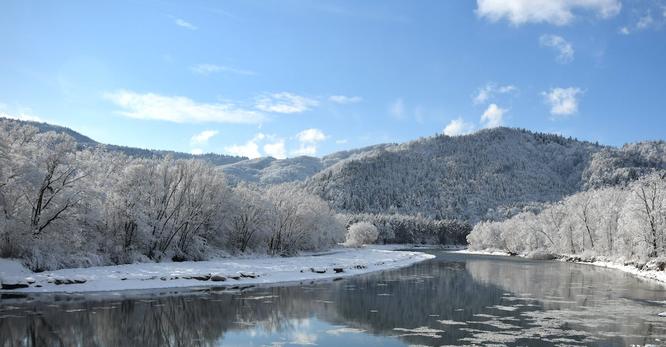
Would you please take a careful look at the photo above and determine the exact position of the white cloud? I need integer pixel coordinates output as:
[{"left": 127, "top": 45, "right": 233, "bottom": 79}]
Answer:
[
  {"left": 225, "top": 142, "right": 260, "bottom": 159},
  {"left": 103, "top": 90, "right": 265, "bottom": 124},
  {"left": 190, "top": 64, "right": 255, "bottom": 76},
  {"left": 542, "top": 87, "right": 583, "bottom": 117},
  {"left": 190, "top": 130, "right": 219, "bottom": 145},
  {"left": 224, "top": 133, "right": 289, "bottom": 159},
  {"left": 0, "top": 103, "right": 43, "bottom": 122},
  {"left": 480, "top": 103, "right": 506, "bottom": 128},
  {"left": 476, "top": 0, "right": 621, "bottom": 26},
  {"left": 2, "top": 112, "right": 42, "bottom": 122},
  {"left": 224, "top": 133, "right": 265, "bottom": 159},
  {"left": 329, "top": 95, "right": 362, "bottom": 104},
  {"left": 389, "top": 98, "right": 405, "bottom": 119},
  {"left": 296, "top": 128, "right": 327, "bottom": 143},
  {"left": 473, "top": 83, "right": 517, "bottom": 104},
  {"left": 539, "top": 34, "right": 574, "bottom": 64},
  {"left": 255, "top": 92, "right": 319, "bottom": 114},
  {"left": 175, "top": 18, "right": 197, "bottom": 30},
  {"left": 293, "top": 128, "right": 327, "bottom": 156},
  {"left": 292, "top": 144, "right": 318, "bottom": 156},
  {"left": 443, "top": 118, "right": 476, "bottom": 136},
  {"left": 263, "top": 139, "right": 287, "bottom": 159},
  {"left": 191, "top": 148, "right": 204, "bottom": 155},
  {"left": 335, "top": 139, "right": 348, "bottom": 144},
  {"left": 619, "top": 26, "right": 631, "bottom": 35}
]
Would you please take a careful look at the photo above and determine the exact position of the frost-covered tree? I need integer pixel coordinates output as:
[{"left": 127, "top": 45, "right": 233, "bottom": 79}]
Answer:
[
  {"left": 621, "top": 173, "right": 666, "bottom": 258},
  {"left": 226, "top": 184, "right": 269, "bottom": 253},
  {"left": 344, "top": 222, "right": 379, "bottom": 247},
  {"left": 468, "top": 172, "right": 666, "bottom": 262},
  {"left": 0, "top": 122, "right": 347, "bottom": 270},
  {"left": 265, "top": 184, "right": 344, "bottom": 255}
]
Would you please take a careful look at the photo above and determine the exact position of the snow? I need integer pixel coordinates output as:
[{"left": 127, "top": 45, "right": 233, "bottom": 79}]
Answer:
[
  {"left": 577, "top": 260, "right": 666, "bottom": 285},
  {"left": 455, "top": 249, "right": 666, "bottom": 285},
  {"left": 0, "top": 247, "right": 434, "bottom": 293}
]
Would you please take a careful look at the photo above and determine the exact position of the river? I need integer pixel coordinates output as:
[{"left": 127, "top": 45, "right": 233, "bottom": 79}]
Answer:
[{"left": 1, "top": 251, "right": 666, "bottom": 346}]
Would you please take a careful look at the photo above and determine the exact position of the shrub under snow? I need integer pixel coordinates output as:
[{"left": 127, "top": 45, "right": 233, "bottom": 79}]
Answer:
[{"left": 344, "top": 222, "right": 379, "bottom": 247}]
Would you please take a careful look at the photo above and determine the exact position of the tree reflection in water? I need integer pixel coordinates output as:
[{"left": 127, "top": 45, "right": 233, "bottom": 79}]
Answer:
[{"left": 2, "top": 252, "right": 666, "bottom": 346}]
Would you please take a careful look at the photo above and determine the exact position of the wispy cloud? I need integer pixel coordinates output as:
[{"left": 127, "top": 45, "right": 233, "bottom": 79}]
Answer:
[
  {"left": 619, "top": 8, "right": 664, "bottom": 35},
  {"left": 329, "top": 95, "right": 363, "bottom": 104},
  {"left": 255, "top": 92, "right": 319, "bottom": 114},
  {"left": 443, "top": 118, "right": 476, "bottom": 136},
  {"left": 104, "top": 90, "right": 265, "bottom": 124},
  {"left": 174, "top": 18, "right": 197, "bottom": 30},
  {"left": 190, "top": 130, "right": 219, "bottom": 145},
  {"left": 476, "top": 0, "right": 621, "bottom": 26},
  {"left": 480, "top": 103, "right": 506, "bottom": 128},
  {"left": 389, "top": 98, "right": 405, "bottom": 120},
  {"left": 473, "top": 83, "right": 517, "bottom": 104},
  {"left": 190, "top": 63, "right": 256, "bottom": 76},
  {"left": 542, "top": 87, "right": 583, "bottom": 117},
  {"left": 539, "top": 34, "right": 574, "bottom": 64}
]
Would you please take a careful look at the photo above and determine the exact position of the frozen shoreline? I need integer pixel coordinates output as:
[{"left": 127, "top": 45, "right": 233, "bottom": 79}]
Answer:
[
  {"left": 0, "top": 247, "right": 435, "bottom": 294},
  {"left": 455, "top": 249, "right": 666, "bottom": 285}
]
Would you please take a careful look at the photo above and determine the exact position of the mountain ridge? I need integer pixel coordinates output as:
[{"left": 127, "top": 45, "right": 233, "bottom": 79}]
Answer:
[
  {"left": 0, "top": 117, "right": 247, "bottom": 166},
  {"left": 4, "top": 117, "right": 664, "bottom": 223}
]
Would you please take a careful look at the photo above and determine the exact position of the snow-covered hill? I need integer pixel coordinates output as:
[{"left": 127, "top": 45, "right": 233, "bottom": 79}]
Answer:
[
  {"left": 304, "top": 128, "right": 603, "bottom": 221},
  {"left": 220, "top": 144, "right": 393, "bottom": 185}
]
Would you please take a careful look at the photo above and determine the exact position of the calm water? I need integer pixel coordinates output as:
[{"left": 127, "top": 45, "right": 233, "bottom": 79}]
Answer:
[{"left": 2, "top": 251, "right": 666, "bottom": 346}]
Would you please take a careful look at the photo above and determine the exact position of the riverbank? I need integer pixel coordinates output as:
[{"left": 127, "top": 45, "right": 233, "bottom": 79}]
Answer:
[
  {"left": 0, "top": 247, "right": 435, "bottom": 293},
  {"left": 455, "top": 249, "right": 666, "bottom": 285}
]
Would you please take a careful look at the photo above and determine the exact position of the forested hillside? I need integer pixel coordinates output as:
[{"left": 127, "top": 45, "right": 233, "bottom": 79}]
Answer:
[
  {"left": 304, "top": 128, "right": 603, "bottom": 222},
  {"left": 583, "top": 141, "right": 666, "bottom": 188}
]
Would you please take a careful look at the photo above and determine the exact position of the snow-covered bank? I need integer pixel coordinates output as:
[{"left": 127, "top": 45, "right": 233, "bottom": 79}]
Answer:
[
  {"left": 454, "top": 249, "right": 666, "bottom": 285},
  {"left": 0, "top": 248, "right": 435, "bottom": 294}
]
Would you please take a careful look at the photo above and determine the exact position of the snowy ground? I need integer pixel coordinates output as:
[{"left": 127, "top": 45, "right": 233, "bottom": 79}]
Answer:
[
  {"left": 0, "top": 247, "right": 435, "bottom": 294},
  {"left": 455, "top": 249, "right": 666, "bottom": 285}
]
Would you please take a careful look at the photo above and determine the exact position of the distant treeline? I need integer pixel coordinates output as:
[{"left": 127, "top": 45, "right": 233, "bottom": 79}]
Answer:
[{"left": 342, "top": 213, "right": 471, "bottom": 245}]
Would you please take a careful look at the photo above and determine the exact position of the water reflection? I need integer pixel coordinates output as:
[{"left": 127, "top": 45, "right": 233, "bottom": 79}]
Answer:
[{"left": 1, "top": 252, "right": 666, "bottom": 346}]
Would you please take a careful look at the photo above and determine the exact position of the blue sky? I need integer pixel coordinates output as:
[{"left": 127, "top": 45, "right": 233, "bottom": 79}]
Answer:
[{"left": 1, "top": 0, "right": 665, "bottom": 158}]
